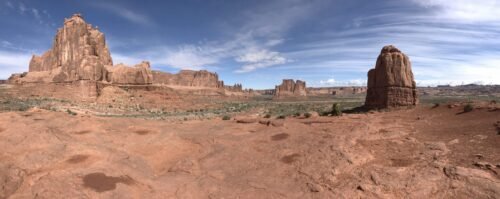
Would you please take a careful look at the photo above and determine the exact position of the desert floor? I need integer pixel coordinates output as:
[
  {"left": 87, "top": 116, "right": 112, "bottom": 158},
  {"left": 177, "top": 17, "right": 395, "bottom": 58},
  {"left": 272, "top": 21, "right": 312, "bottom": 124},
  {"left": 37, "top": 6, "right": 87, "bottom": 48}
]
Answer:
[{"left": 1, "top": 103, "right": 499, "bottom": 198}]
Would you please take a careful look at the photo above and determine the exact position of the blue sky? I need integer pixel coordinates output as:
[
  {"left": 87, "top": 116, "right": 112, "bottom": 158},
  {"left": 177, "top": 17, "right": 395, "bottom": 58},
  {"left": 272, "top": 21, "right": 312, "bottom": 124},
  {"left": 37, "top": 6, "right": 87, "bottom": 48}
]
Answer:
[{"left": 0, "top": 0, "right": 499, "bottom": 89}]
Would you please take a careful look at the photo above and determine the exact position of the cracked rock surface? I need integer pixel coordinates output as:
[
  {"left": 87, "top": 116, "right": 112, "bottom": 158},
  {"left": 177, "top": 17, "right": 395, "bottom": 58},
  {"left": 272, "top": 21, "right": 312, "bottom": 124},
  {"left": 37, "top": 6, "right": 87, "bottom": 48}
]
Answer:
[{"left": 0, "top": 105, "right": 498, "bottom": 198}]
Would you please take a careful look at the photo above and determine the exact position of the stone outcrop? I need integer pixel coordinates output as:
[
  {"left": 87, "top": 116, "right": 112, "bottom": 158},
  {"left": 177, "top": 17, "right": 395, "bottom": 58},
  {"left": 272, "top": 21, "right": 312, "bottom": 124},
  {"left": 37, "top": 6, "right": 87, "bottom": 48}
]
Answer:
[
  {"left": 152, "top": 70, "right": 224, "bottom": 88},
  {"left": 16, "top": 13, "right": 155, "bottom": 86},
  {"left": 365, "top": 45, "right": 418, "bottom": 109},
  {"left": 29, "top": 13, "right": 112, "bottom": 82},
  {"left": 274, "top": 79, "right": 307, "bottom": 98},
  {"left": 9, "top": 13, "right": 246, "bottom": 97},
  {"left": 225, "top": 84, "right": 243, "bottom": 92},
  {"left": 106, "top": 61, "right": 153, "bottom": 85}
]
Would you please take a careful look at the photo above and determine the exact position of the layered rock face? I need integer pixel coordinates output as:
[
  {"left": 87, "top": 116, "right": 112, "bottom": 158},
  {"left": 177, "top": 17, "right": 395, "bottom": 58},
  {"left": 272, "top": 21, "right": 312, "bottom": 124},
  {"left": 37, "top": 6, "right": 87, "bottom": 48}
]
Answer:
[
  {"left": 152, "top": 70, "right": 223, "bottom": 88},
  {"left": 274, "top": 79, "right": 307, "bottom": 98},
  {"left": 19, "top": 13, "right": 154, "bottom": 85},
  {"left": 225, "top": 84, "right": 243, "bottom": 92},
  {"left": 106, "top": 61, "right": 153, "bottom": 84},
  {"left": 29, "top": 14, "right": 112, "bottom": 82},
  {"left": 365, "top": 45, "right": 418, "bottom": 109}
]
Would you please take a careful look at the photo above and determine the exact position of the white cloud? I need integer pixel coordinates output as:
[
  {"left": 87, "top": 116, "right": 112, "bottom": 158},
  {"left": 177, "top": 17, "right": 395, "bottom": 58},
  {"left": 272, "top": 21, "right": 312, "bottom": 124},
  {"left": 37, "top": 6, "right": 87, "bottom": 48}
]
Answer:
[
  {"left": 0, "top": 51, "right": 31, "bottom": 79},
  {"left": 136, "top": 0, "right": 318, "bottom": 72},
  {"left": 162, "top": 46, "right": 218, "bottom": 70},
  {"left": 235, "top": 49, "right": 288, "bottom": 73},
  {"left": 412, "top": 0, "right": 500, "bottom": 22},
  {"left": 312, "top": 78, "right": 367, "bottom": 87},
  {"left": 1, "top": 41, "right": 12, "bottom": 47}
]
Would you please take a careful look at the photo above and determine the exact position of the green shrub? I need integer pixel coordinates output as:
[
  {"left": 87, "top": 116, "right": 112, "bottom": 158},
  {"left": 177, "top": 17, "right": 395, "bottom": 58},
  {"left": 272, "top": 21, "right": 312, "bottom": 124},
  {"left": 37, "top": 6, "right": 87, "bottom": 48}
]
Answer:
[
  {"left": 304, "top": 112, "right": 312, "bottom": 118},
  {"left": 222, "top": 115, "right": 231, "bottom": 120},
  {"left": 277, "top": 115, "right": 286, "bottom": 119},
  {"left": 66, "top": 109, "right": 77, "bottom": 116},
  {"left": 294, "top": 112, "right": 301, "bottom": 117},
  {"left": 264, "top": 114, "right": 271, "bottom": 118},
  {"left": 332, "top": 103, "right": 342, "bottom": 116},
  {"left": 464, "top": 104, "right": 474, "bottom": 113}
]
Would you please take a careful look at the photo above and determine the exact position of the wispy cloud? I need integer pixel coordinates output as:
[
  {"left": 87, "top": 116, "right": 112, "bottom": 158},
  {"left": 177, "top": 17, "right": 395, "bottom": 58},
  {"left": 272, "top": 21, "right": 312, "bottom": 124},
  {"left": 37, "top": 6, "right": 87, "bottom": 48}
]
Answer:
[
  {"left": 411, "top": 0, "right": 500, "bottom": 22},
  {"left": 235, "top": 49, "right": 288, "bottom": 73},
  {"left": 92, "top": 3, "right": 154, "bottom": 26},
  {"left": 5, "top": 1, "right": 13, "bottom": 9},
  {"left": 311, "top": 77, "right": 367, "bottom": 87},
  {"left": 150, "top": 0, "right": 319, "bottom": 72}
]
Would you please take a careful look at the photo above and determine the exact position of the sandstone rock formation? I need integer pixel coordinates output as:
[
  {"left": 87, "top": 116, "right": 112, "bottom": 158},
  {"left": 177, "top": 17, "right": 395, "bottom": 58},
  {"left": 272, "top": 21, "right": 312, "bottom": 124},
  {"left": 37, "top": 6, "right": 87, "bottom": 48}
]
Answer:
[
  {"left": 365, "top": 45, "right": 418, "bottom": 109},
  {"left": 152, "top": 70, "right": 223, "bottom": 88},
  {"left": 8, "top": 13, "right": 246, "bottom": 98},
  {"left": 29, "top": 13, "right": 112, "bottom": 82},
  {"left": 274, "top": 79, "right": 307, "bottom": 98},
  {"left": 106, "top": 61, "right": 153, "bottom": 85},
  {"left": 225, "top": 84, "right": 243, "bottom": 92}
]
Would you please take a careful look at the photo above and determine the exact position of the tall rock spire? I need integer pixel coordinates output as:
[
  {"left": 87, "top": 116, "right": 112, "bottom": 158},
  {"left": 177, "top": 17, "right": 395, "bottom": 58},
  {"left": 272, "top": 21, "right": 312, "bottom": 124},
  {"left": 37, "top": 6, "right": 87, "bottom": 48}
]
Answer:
[
  {"left": 29, "top": 13, "right": 112, "bottom": 82},
  {"left": 365, "top": 45, "right": 418, "bottom": 109}
]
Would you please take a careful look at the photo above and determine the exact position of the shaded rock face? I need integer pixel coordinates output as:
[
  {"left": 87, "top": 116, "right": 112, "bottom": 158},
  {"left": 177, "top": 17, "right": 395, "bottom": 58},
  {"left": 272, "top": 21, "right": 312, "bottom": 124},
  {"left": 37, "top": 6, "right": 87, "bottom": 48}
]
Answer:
[
  {"left": 152, "top": 70, "right": 223, "bottom": 88},
  {"left": 106, "top": 61, "right": 153, "bottom": 85},
  {"left": 29, "top": 14, "right": 112, "bottom": 82},
  {"left": 365, "top": 45, "right": 418, "bottom": 109},
  {"left": 274, "top": 79, "right": 307, "bottom": 98}
]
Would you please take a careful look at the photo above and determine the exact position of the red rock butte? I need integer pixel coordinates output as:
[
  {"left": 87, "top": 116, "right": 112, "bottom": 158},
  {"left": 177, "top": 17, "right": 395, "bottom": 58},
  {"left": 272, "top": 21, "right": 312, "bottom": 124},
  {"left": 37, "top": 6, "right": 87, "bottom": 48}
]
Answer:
[
  {"left": 274, "top": 79, "right": 307, "bottom": 98},
  {"left": 9, "top": 13, "right": 243, "bottom": 94},
  {"left": 365, "top": 45, "right": 418, "bottom": 109}
]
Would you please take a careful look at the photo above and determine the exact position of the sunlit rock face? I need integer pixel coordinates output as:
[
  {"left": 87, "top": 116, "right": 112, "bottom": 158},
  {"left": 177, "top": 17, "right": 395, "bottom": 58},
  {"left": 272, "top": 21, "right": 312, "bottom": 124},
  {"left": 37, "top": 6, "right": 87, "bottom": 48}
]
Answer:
[
  {"left": 274, "top": 79, "right": 307, "bottom": 98},
  {"left": 152, "top": 70, "right": 223, "bottom": 88},
  {"left": 29, "top": 13, "right": 112, "bottom": 82},
  {"left": 365, "top": 45, "right": 418, "bottom": 109}
]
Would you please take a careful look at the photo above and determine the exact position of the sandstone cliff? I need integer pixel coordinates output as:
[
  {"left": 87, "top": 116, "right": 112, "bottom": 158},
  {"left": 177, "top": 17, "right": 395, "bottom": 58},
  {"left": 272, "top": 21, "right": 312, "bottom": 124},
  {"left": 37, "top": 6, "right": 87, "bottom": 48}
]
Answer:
[
  {"left": 106, "top": 61, "right": 153, "bottom": 85},
  {"left": 152, "top": 70, "right": 224, "bottom": 88},
  {"left": 274, "top": 79, "right": 307, "bottom": 98},
  {"left": 365, "top": 45, "right": 418, "bottom": 108},
  {"left": 29, "top": 13, "right": 112, "bottom": 82}
]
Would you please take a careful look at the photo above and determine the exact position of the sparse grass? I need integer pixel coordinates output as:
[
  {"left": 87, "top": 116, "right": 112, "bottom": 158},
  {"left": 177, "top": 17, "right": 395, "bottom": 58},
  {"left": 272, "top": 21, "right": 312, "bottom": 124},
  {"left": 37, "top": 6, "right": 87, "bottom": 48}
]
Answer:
[
  {"left": 294, "top": 112, "right": 301, "bottom": 117},
  {"left": 332, "top": 103, "right": 342, "bottom": 116},
  {"left": 463, "top": 104, "right": 474, "bottom": 113}
]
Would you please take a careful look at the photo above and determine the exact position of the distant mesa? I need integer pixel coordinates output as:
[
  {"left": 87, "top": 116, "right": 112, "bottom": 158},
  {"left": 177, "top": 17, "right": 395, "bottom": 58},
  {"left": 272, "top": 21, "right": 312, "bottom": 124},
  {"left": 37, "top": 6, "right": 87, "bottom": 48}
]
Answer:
[
  {"left": 8, "top": 13, "right": 243, "bottom": 91},
  {"left": 274, "top": 79, "right": 307, "bottom": 98},
  {"left": 364, "top": 45, "right": 418, "bottom": 109}
]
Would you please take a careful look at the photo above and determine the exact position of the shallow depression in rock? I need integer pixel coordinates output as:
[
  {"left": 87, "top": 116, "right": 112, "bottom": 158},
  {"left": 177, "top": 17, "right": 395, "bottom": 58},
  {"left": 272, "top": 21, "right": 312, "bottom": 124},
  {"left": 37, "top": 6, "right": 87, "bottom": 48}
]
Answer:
[{"left": 82, "top": 172, "right": 135, "bottom": 192}]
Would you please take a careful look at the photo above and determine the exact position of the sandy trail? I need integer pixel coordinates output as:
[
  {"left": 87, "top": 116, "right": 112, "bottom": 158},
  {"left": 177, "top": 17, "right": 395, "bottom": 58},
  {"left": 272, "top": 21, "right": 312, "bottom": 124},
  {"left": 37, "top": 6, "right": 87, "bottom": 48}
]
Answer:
[{"left": 0, "top": 106, "right": 499, "bottom": 198}]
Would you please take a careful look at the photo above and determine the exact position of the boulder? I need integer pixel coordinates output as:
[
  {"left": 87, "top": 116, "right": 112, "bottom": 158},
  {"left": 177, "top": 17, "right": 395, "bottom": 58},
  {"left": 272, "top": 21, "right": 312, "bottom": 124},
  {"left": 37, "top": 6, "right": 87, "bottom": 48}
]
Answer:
[
  {"left": 365, "top": 45, "right": 418, "bottom": 109},
  {"left": 274, "top": 79, "right": 307, "bottom": 98}
]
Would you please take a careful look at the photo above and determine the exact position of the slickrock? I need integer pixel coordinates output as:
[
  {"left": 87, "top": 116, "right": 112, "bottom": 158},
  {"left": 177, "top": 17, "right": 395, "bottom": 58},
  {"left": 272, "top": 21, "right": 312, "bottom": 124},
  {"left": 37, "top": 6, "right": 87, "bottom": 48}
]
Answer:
[
  {"left": 365, "top": 45, "right": 418, "bottom": 109},
  {"left": 274, "top": 79, "right": 307, "bottom": 98}
]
